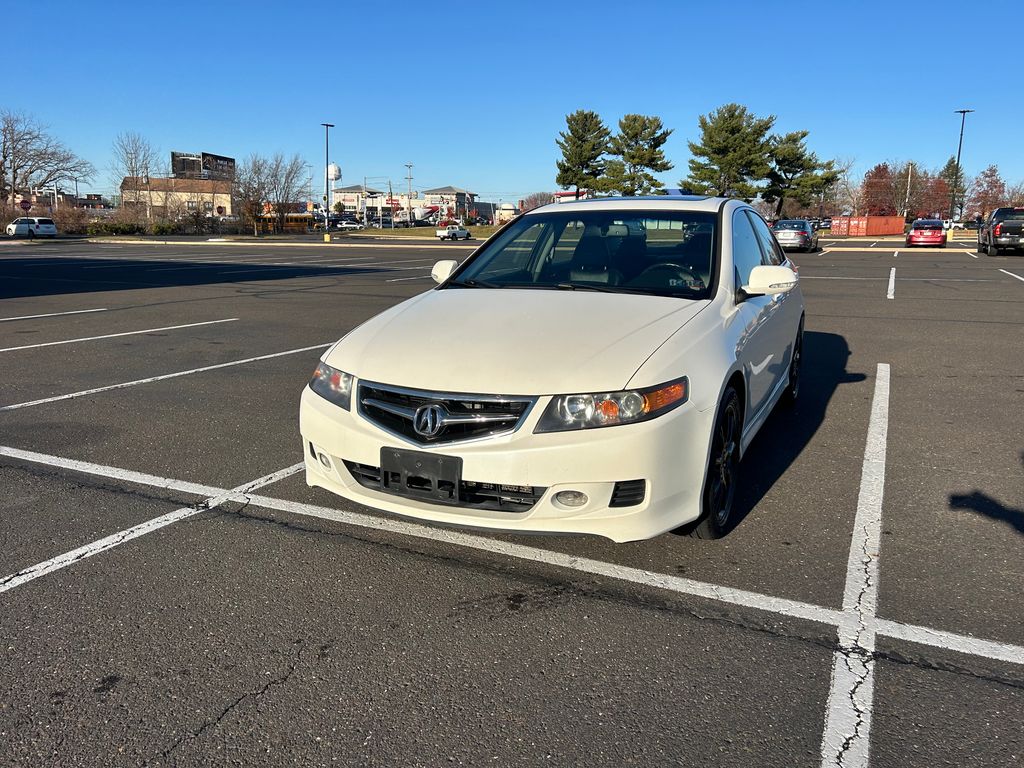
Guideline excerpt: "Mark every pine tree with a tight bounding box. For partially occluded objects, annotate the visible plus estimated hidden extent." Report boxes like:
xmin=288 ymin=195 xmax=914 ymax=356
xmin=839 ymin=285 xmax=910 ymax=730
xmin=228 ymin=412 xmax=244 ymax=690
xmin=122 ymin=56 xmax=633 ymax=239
xmin=684 ymin=103 xmax=774 ymax=199
xmin=938 ymin=156 xmax=968 ymax=219
xmin=762 ymin=131 xmax=837 ymax=217
xmin=555 ymin=110 xmax=611 ymax=199
xmin=599 ymin=114 xmax=674 ymax=196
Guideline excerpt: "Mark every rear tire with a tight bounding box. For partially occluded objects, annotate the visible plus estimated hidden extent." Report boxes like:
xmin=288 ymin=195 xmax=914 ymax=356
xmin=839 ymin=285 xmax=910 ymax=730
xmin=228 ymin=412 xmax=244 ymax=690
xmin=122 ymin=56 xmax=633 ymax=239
xmin=690 ymin=387 xmax=742 ymax=540
xmin=987 ymin=243 xmax=1000 ymax=257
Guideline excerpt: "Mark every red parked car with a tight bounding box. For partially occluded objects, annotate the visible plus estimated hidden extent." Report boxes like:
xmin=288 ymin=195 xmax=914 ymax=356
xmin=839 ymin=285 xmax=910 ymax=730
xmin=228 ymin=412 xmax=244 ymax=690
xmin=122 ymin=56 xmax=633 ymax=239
xmin=906 ymin=219 xmax=947 ymax=247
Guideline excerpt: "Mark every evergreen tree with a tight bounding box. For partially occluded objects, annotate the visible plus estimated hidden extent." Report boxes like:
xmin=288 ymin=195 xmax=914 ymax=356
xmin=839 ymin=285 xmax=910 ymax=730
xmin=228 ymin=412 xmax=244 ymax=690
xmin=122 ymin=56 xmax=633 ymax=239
xmin=938 ymin=156 xmax=968 ymax=218
xmin=684 ymin=103 xmax=774 ymax=198
xmin=599 ymin=114 xmax=674 ymax=196
xmin=762 ymin=131 xmax=838 ymax=217
xmin=555 ymin=110 xmax=611 ymax=199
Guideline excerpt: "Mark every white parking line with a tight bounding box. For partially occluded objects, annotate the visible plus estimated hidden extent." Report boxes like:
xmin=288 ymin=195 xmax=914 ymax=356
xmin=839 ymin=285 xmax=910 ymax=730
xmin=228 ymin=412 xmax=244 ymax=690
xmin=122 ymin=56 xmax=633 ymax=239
xmin=0 ymin=463 xmax=302 ymax=594
xmin=998 ymin=268 xmax=1024 ymax=283
xmin=869 ymin=242 xmax=877 ymax=247
xmin=819 ymin=363 xmax=889 ymax=768
xmin=0 ymin=308 xmax=109 ymax=323
xmin=0 ymin=343 xmax=330 ymax=411
xmin=386 ymin=275 xmax=433 ymax=282
xmin=886 ymin=268 xmax=896 ymax=299
xmin=893 ymin=251 xmax=898 ymax=259
xmin=3 ymin=443 xmax=1022 ymax=674
xmin=0 ymin=318 xmax=238 ymax=354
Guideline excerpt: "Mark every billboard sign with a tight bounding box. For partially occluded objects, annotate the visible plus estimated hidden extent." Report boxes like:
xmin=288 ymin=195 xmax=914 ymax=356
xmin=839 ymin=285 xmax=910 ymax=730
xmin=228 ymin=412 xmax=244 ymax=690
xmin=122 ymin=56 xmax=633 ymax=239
xmin=171 ymin=151 xmax=202 ymax=178
xmin=201 ymin=153 xmax=236 ymax=180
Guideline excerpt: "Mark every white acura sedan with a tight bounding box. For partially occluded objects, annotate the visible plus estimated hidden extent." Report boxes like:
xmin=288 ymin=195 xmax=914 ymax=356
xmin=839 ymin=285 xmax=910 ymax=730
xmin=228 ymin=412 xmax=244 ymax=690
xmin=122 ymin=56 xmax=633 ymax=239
xmin=300 ymin=197 xmax=803 ymax=542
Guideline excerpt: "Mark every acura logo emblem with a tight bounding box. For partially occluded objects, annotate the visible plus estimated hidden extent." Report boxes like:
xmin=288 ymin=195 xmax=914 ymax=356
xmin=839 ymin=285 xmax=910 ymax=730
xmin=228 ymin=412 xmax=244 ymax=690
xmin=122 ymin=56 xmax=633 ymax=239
xmin=413 ymin=404 xmax=446 ymax=437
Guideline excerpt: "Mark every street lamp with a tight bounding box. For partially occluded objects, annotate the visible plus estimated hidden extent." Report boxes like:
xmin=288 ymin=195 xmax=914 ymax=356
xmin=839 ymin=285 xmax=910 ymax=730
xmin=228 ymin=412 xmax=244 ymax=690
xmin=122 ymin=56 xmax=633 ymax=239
xmin=949 ymin=109 xmax=974 ymax=220
xmin=321 ymin=122 xmax=334 ymax=224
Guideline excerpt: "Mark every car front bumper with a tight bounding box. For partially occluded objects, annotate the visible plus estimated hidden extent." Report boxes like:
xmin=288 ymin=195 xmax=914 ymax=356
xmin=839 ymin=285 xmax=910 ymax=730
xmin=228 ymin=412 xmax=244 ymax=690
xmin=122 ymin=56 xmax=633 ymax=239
xmin=299 ymin=384 xmax=715 ymax=542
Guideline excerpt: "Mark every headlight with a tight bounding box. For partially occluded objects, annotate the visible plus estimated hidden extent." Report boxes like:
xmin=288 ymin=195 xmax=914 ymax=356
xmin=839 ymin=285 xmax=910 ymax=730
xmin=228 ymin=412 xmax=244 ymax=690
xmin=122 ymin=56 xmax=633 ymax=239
xmin=309 ymin=361 xmax=353 ymax=410
xmin=535 ymin=377 xmax=688 ymax=433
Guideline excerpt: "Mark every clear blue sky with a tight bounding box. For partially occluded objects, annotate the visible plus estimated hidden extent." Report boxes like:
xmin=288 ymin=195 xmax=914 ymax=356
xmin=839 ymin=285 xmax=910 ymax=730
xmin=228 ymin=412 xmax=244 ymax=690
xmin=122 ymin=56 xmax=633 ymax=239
xmin=9 ymin=0 xmax=1020 ymax=201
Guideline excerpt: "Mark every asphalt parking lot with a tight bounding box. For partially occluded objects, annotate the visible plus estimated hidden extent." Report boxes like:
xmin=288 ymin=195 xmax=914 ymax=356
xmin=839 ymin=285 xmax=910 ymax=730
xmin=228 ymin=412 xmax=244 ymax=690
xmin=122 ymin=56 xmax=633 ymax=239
xmin=1 ymin=235 xmax=1021 ymax=767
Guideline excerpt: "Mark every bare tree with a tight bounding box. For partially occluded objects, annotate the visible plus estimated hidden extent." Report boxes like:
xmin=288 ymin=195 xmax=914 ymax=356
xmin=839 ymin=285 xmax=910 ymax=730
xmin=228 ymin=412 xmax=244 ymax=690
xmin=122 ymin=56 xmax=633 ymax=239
xmin=111 ymin=131 xmax=159 ymax=221
xmin=832 ymin=157 xmax=862 ymax=215
xmin=520 ymin=191 xmax=554 ymax=212
xmin=1005 ymin=180 xmax=1024 ymax=207
xmin=234 ymin=154 xmax=271 ymax=236
xmin=265 ymin=153 xmax=306 ymax=233
xmin=1 ymin=111 xmax=94 ymax=210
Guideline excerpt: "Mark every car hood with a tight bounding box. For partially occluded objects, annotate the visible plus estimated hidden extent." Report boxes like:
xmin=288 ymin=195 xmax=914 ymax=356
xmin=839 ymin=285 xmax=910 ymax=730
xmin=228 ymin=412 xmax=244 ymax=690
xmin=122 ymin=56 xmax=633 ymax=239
xmin=326 ymin=288 xmax=708 ymax=394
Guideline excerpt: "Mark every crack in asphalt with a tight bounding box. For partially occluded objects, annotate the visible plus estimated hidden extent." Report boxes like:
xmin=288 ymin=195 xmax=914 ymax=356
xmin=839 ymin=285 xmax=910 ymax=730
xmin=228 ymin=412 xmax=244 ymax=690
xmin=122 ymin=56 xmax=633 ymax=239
xmin=207 ymin=503 xmax=1024 ymax=690
xmin=146 ymin=639 xmax=307 ymax=765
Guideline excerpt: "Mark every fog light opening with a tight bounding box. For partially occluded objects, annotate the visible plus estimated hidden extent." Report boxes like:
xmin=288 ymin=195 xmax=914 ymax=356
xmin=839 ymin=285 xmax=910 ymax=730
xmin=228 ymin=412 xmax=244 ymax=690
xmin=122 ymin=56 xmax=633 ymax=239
xmin=317 ymin=452 xmax=332 ymax=469
xmin=554 ymin=490 xmax=588 ymax=508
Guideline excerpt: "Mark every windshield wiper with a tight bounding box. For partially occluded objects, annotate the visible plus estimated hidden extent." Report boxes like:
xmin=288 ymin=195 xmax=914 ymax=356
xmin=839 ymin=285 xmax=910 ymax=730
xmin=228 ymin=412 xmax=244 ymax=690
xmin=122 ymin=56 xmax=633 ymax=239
xmin=447 ymin=278 xmax=502 ymax=289
xmin=554 ymin=282 xmax=620 ymax=293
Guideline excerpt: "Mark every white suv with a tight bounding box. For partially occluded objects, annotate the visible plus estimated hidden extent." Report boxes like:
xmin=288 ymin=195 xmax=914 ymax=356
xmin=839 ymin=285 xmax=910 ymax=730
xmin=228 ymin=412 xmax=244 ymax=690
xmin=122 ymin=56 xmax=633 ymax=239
xmin=6 ymin=217 xmax=58 ymax=238
xmin=300 ymin=197 xmax=804 ymax=542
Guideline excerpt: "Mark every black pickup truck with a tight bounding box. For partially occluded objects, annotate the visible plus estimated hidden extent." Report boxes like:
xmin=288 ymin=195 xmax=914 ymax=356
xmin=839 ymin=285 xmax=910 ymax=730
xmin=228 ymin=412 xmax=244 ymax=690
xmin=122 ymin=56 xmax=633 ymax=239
xmin=977 ymin=207 xmax=1024 ymax=256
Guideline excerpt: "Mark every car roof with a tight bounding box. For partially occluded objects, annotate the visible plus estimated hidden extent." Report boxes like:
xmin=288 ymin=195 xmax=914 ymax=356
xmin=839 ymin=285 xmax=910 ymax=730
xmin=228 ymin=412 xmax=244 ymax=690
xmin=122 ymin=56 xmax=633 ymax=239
xmin=526 ymin=195 xmax=732 ymax=215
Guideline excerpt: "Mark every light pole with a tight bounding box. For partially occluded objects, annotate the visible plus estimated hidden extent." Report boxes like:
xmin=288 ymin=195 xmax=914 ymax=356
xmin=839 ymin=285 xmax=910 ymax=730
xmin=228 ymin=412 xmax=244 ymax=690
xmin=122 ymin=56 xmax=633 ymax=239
xmin=949 ymin=109 xmax=974 ymax=220
xmin=321 ymin=122 xmax=334 ymax=224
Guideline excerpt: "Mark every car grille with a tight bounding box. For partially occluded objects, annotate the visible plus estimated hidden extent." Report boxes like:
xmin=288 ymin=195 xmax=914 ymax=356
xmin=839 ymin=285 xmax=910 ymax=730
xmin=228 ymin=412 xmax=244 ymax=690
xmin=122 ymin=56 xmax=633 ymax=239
xmin=358 ymin=381 xmax=536 ymax=445
xmin=343 ymin=461 xmax=546 ymax=513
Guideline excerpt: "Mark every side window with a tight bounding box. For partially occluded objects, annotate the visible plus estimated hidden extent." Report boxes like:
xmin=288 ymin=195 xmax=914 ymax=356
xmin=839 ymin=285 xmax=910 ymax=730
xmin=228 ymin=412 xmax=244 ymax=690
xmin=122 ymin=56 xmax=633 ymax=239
xmin=474 ymin=221 xmax=546 ymax=279
xmin=732 ymin=209 xmax=764 ymax=288
xmin=746 ymin=211 xmax=784 ymax=266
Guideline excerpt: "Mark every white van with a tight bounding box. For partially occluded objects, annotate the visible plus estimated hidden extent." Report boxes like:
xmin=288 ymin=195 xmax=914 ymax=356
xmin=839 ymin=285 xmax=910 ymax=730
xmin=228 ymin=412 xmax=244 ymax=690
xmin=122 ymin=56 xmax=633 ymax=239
xmin=6 ymin=217 xmax=58 ymax=238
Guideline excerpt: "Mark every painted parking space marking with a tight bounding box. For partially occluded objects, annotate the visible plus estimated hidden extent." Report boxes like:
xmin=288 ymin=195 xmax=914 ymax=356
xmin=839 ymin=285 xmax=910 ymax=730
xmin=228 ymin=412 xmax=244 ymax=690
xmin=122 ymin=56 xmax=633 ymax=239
xmin=0 ymin=343 xmax=330 ymax=411
xmin=386 ymin=275 xmax=433 ymax=282
xmin=819 ymin=363 xmax=889 ymax=768
xmin=0 ymin=318 xmax=238 ymax=354
xmin=1 ymin=443 xmax=1021 ymax=671
xmin=0 ymin=463 xmax=302 ymax=595
xmin=886 ymin=268 xmax=895 ymax=299
xmin=0 ymin=308 xmax=109 ymax=323
xmin=998 ymin=268 xmax=1024 ymax=283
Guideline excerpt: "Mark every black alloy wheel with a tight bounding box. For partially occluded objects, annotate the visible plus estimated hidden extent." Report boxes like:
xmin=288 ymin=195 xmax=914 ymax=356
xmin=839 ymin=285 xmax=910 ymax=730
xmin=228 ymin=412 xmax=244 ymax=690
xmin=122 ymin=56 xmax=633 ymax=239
xmin=783 ymin=319 xmax=804 ymax=405
xmin=691 ymin=387 xmax=742 ymax=540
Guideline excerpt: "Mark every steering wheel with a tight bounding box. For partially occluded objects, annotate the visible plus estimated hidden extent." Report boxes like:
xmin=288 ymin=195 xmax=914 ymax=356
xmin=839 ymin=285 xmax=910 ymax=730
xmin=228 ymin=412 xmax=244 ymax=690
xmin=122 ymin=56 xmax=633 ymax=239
xmin=634 ymin=262 xmax=703 ymax=287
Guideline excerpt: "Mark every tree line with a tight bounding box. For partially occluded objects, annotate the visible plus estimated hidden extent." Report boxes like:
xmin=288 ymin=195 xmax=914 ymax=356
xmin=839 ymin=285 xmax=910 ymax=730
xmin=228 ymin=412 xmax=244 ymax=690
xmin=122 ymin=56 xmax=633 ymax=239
xmin=0 ymin=110 xmax=94 ymax=210
xmin=555 ymin=103 xmax=837 ymax=217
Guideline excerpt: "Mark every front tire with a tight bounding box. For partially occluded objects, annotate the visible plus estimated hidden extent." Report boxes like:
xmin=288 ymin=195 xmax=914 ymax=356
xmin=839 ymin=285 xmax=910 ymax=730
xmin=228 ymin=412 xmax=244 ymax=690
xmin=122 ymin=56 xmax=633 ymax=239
xmin=783 ymin=319 xmax=804 ymax=405
xmin=690 ymin=387 xmax=742 ymax=540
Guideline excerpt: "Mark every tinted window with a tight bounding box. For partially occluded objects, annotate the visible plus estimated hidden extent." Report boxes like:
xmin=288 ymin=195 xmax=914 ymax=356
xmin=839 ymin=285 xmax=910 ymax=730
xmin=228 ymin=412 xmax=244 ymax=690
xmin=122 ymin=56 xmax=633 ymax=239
xmin=912 ymin=220 xmax=942 ymax=230
xmin=994 ymin=209 xmax=1024 ymax=221
xmin=37 ymin=218 xmax=54 ymax=225
xmin=732 ymin=209 xmax=764 ymax=288
xmin=774 ymin=220 xmax=807 ymax=230
xmin=452 ymin=210 xmax=717 ymax=298
xmin=746 ymin=211 xmax=785 ymax=266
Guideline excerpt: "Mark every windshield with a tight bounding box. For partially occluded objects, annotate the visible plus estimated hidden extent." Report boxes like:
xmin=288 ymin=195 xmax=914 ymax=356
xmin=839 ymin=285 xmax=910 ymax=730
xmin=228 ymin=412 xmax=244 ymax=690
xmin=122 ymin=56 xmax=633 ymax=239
xmin=995 ymin=209 xmax=1024 ymax=221
xmin=774 ymin=221 xmax=807 ymax=230
xmin=449 ymin=210 xmax=716 ymax=298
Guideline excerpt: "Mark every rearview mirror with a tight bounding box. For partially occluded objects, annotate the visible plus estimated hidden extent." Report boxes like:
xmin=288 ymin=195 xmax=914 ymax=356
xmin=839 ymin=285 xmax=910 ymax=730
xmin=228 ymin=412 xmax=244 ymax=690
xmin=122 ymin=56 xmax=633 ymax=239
xmin=431 ymin=259 xmax=458 ymax=284
xmin=741 ymin=265 xmax=798 ymax=297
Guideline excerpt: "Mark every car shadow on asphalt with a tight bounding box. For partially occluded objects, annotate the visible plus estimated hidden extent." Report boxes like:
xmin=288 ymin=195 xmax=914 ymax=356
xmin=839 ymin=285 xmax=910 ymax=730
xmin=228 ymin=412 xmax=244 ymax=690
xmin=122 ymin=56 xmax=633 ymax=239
xmin=725 ymin=330 xmax=867 ymax=534
xmin=0 ymin=257 xmax=399 ymax=299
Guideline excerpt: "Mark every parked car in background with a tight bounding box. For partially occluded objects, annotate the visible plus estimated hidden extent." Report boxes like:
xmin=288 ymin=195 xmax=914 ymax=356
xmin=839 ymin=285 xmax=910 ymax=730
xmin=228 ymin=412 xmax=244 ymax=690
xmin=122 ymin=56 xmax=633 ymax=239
xmin=336 ymin=221 xmax=364 ymax=230
xmin=942 ymin=219 xmax=965 ymax=230
xmin=820 ymin=217 xmax=832 ymax=230
xmin=977 ymin=207 xmax=1024 ymax=256
xmin=6 ymin=217 xmax=57 ymax=238
xmin=299 ymin=196 xmax=804 ymax=541
xmin=436 ymin=224 xmax=470 ymax=240
xmin=772 ymin=219 xmax=819 ymax=252
xmin=906 ymin=219 xmax=947 ymax=247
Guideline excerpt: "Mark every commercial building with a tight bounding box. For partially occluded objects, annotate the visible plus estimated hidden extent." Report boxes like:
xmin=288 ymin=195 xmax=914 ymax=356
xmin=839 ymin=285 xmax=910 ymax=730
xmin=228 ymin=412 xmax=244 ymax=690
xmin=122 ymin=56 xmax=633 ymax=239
xmin=119 ymin=177 xmax=233 ymax=217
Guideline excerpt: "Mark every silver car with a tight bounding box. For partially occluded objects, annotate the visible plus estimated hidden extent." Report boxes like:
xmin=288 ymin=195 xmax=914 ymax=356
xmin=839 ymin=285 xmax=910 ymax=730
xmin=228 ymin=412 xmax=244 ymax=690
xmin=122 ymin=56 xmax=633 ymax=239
xmin=772 ymin=219 xmax=818 ymax=252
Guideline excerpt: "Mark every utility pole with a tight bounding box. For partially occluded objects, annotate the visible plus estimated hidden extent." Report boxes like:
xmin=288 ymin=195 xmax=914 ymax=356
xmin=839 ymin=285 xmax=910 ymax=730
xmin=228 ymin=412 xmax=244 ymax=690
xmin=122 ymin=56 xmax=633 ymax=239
xmin=405 ymin=162 xmax=414 ymax=224
xmin=388 ymin=179 xmax=394 ymax=229
xmin=903 ymin=163 xmax=913 ymax=217
xmin=949 ymin=109 xmax=974 ymax=220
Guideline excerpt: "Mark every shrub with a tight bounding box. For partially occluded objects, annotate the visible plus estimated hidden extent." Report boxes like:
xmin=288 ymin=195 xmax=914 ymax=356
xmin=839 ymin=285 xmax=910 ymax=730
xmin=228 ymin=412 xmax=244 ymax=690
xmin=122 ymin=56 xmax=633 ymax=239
xmin=52 ymin=207 xmax=90 ymax=234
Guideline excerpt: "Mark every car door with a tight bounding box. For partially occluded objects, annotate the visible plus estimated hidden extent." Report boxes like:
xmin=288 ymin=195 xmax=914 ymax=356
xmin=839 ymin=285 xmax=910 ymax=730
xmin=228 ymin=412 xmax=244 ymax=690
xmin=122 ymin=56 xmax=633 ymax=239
xmin=747 ymin=211 xmax=801 ymax=396
xmin=731 ymin=209 xmax=777 ymax=424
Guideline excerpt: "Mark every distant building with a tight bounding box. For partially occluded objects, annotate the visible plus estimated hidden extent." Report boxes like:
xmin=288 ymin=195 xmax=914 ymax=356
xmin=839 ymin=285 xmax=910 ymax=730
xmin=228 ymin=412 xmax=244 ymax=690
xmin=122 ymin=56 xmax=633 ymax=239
xmin=553 ymin=189 xmax=594 ymax=203
xmin=119 ymin=177 xmax=233 ymax=217
xmin=422 ymin=186 xmax=477 ymax=219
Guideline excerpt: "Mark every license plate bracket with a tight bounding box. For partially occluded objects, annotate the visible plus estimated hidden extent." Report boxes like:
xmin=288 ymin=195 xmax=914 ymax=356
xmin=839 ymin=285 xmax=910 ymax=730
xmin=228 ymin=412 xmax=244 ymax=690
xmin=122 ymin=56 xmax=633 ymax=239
xmin=380 ymin=447 xmax=462 ymax=503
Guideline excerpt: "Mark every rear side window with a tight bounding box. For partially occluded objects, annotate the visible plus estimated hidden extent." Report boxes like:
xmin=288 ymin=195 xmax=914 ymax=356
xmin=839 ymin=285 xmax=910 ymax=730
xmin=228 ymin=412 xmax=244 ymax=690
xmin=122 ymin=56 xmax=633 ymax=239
xmin=994 ymin=209 xmax=1024 ymax=221
xmin=37 ymin=219 xmax=55 ymax=225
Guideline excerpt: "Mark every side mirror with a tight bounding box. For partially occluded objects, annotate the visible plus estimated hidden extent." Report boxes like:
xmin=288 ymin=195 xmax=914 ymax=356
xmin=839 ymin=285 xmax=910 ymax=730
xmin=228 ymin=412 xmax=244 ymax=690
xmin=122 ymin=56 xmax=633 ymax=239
xmin=431 ymin=259 xmax=458 ymax=284
xmin=741 ymin=265 xmax=798 ymax=298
